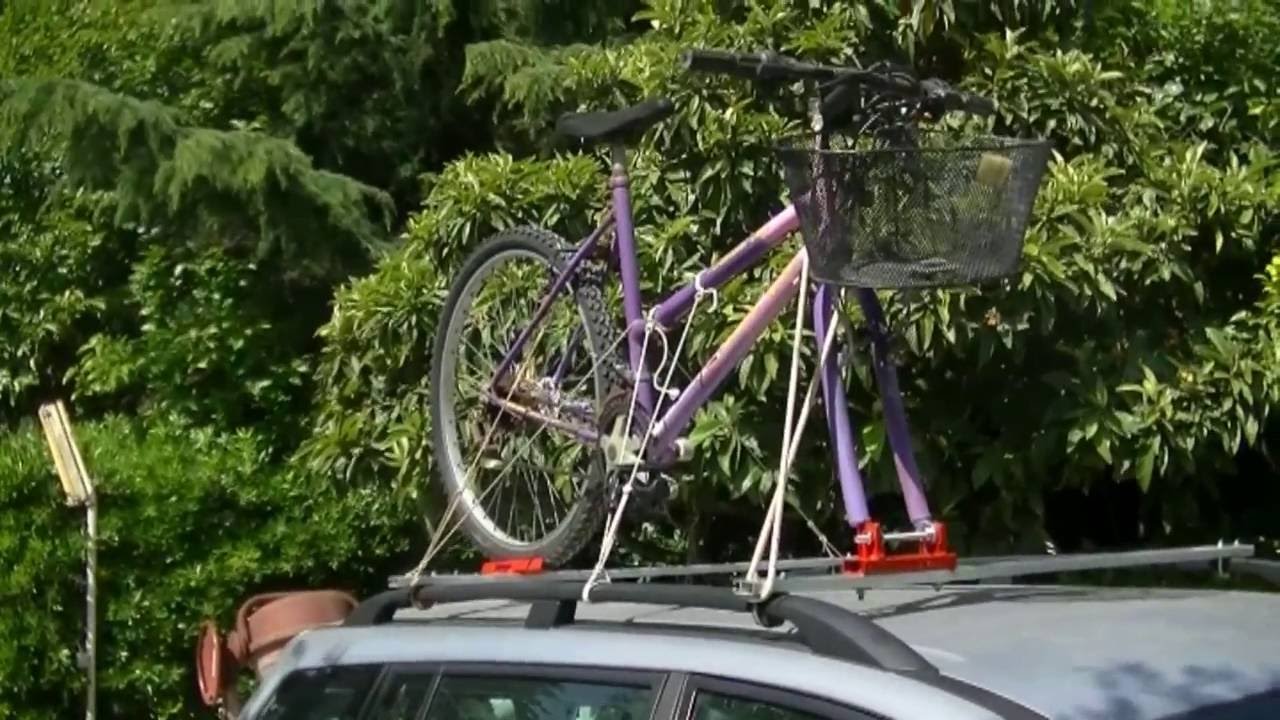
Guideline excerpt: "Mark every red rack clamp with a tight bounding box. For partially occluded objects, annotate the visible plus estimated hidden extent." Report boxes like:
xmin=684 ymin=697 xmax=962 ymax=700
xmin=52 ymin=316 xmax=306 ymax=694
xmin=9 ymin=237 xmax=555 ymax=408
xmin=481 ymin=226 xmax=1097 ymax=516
xmin=843 ymin=520 xmax=958 ymax=576
xmin=480 ymin=556 xmax=546 ymax=576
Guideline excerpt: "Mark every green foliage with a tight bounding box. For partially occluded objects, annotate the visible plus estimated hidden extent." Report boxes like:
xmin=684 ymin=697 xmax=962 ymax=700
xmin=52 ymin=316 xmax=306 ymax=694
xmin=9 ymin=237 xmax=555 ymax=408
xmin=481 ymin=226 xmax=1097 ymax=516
xmin=0 ymin=0 xmax=1277 ymax=713
xmin=152 ymin=0 xmax=642 ymax=207
xmin=0 ymin=166 xmax=111 ymax=421
xmin=0 ymin=0 xmax=643 ymax=434
xmin=0 ymin=415 xmax=413 ymax=719
xmin=0 ymin=78 xmax=393 ymax=436
xmin=1086 ymin=0 xmax=1280 ymax=151
xmin=154 ymin=0 xmax=454 ymax=207
xmin=71 ymin=244 xmax=321 ymax=436
xmin=0 ymin=0 xmax=195 ymax=102
xmin=309 ymin=0 xmax=1280 ymax=553
xmin=0 ymin=79 xmax=393 ymax=279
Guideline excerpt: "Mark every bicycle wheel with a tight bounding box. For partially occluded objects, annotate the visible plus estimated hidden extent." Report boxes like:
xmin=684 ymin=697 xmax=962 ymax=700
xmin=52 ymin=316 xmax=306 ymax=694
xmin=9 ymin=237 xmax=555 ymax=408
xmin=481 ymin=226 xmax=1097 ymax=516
xmin=429 ymin=226 xmax=620 ymax=566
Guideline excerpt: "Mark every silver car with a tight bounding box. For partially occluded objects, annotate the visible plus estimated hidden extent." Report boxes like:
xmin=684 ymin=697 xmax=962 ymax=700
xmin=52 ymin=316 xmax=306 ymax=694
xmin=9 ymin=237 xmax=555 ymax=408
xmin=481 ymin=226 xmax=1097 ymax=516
xmin=234 ymin=578 xmax=1279 ymax=720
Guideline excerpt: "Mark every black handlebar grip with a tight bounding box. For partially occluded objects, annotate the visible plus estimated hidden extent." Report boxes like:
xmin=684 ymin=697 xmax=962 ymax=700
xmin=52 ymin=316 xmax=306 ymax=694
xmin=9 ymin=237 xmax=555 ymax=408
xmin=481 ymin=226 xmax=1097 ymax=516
xmin=680 ymin=48 xmax=807 ymax=81
xmin=680 ymin=49 xmax=737 ymax=71
xmin=960 ymin=92 xmax=997 ymax=117
xmin=920 ymin=78 xmax=996 ymax=117
xmin=680 ymin=48 xmax=764 ymax=79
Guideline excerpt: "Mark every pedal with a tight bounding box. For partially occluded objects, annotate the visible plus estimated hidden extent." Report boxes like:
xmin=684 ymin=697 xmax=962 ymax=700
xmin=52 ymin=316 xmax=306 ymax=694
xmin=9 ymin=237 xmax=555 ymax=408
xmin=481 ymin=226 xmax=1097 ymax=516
xmin=600 ymin=415 xmax=644 ymax=469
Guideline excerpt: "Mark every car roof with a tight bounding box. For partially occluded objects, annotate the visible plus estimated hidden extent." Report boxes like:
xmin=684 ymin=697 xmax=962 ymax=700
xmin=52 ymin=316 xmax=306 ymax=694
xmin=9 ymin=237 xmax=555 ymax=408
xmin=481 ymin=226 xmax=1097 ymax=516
xmin=253 ymin=583 xmax=1280 ymax=720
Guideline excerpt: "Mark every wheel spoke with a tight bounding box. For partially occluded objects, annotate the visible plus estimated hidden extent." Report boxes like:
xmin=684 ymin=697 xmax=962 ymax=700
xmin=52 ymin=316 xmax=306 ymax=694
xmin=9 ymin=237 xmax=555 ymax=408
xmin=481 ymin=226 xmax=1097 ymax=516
xmin=434 ymin=240 xmax=617 ymax=557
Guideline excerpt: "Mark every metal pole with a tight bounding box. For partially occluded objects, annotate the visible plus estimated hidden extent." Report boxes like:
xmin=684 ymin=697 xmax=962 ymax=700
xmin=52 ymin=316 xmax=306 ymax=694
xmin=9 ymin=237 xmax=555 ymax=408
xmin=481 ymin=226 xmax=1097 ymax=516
xmin=35 ymin=400 xmax=97 ymax=720
xmin=84 ymin=492 xmax=97 ymax=720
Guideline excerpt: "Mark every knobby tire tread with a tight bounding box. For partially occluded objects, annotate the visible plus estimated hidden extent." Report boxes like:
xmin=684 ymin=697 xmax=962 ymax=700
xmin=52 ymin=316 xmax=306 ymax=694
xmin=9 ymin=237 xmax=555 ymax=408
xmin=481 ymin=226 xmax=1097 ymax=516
xmin=429 ymin=226 xmax=621 ymax=568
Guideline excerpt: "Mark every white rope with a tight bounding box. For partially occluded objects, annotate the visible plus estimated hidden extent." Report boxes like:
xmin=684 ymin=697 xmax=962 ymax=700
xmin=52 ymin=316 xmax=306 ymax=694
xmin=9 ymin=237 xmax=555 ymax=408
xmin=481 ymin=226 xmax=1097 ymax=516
xmin=583 ymin=280 xmax=711 ymax=600
xmin=747 ymin=314 xmax=839 ymax=598
xmin=620 ymin=314 xmax=665 ymax=442
xmin=744 ymin=252 xmax=842 ymax=600
xmin=693 ymin=270 xmax=721 ymax=311
xmin=744 ymin=250 xmax=811 ymax=595
xmin=655 ymin=271 xmax=717 ymax=400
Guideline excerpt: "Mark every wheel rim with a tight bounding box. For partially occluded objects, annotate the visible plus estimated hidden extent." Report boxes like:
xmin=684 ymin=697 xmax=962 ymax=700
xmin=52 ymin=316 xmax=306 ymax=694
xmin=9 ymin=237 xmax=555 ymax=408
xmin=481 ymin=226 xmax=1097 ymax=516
xmin=437 ymin=247 xmax=606 ymax=549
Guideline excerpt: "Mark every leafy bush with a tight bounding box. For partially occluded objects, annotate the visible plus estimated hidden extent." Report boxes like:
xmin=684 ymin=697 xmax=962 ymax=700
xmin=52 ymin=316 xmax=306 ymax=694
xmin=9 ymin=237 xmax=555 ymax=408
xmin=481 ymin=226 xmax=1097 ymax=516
xmin=155 ymin=0 xmax=643 ymax=208
xmin=0 ymin=0 xmax=643 ymax=438
xmin=307 ymin=0 xmax=1279 ymax=556
xmin=0 ymin=415 xmax=413 ymax=720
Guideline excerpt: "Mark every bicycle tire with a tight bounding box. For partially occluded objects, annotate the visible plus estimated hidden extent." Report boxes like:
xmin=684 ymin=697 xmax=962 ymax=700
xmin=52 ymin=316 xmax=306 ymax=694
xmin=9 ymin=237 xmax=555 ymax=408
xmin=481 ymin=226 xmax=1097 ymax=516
xmin=428 ymin=225 xmax=620 ymax=567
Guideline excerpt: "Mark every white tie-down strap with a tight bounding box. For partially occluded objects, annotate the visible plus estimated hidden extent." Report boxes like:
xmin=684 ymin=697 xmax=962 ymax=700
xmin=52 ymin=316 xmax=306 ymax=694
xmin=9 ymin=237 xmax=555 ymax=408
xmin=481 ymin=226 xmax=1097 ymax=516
xmin=743 ymin=250 xmax=840 ymax=601
xmin=583 ymin=278 xmax=714 ymax=601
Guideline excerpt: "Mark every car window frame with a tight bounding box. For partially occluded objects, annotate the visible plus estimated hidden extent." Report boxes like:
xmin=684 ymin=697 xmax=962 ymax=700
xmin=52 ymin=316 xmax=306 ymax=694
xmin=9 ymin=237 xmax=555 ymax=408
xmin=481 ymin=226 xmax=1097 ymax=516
xmin=367 ymin=662 xmax=673 ymax=720
xmin=363 ymin=665 xmax=443 ymax=720
xmin=674 ymin=673 xmax=883 ymax=720
xmin=250 ymin=663 xmax=387 ymax=720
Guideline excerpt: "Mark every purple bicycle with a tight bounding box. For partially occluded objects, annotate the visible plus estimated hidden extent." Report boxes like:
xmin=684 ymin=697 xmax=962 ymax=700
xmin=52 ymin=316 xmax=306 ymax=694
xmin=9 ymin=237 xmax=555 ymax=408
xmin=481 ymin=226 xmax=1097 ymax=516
xmin=428 ymin=49 xmax=1051 ymax=568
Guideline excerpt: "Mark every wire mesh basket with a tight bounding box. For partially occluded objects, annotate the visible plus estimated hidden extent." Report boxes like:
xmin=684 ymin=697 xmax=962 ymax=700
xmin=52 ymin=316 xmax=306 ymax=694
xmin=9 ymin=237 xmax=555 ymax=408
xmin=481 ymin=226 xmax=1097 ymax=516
xmin=777 ymin=133 xmax=1053 ymax=289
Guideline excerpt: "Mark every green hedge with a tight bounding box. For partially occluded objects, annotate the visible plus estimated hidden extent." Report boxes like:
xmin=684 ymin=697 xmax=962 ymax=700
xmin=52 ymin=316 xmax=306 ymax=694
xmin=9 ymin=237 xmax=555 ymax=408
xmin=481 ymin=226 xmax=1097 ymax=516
xmin=305 ymin=0 xmax=1280 ymax=555
xmin=0 ymin=415 xmax=413 ymax=719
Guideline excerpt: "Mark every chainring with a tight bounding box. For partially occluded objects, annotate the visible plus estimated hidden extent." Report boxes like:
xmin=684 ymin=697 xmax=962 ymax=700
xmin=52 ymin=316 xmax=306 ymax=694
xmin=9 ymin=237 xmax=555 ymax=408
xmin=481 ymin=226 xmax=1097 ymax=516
xmin=596 ymin=387 xmax=673 ymax=516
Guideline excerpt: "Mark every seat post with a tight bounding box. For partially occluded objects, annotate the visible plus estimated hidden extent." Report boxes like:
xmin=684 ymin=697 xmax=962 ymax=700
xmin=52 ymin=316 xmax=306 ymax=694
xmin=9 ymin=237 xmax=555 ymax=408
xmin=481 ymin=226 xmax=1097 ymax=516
xmin=606 ymin=142 xmax=653 ymax=414
xmin=609 ymin=143 xmax=628 ymax=176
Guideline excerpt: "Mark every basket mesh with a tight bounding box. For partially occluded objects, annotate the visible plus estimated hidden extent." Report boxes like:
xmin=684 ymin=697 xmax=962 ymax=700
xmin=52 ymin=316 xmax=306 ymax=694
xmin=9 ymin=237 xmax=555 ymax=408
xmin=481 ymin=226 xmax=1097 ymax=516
xmin=778 ymin=134 xmax=1052 ymax=289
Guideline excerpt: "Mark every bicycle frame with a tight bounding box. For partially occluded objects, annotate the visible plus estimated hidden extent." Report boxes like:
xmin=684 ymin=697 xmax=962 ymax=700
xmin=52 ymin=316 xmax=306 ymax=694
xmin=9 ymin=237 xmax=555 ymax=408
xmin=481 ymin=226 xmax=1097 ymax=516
xmin=487 ymin=149 xmax=934 ymax=530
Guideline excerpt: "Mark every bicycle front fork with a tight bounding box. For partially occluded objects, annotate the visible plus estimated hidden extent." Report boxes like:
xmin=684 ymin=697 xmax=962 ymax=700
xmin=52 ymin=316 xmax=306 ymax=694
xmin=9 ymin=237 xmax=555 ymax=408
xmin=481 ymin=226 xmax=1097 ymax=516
xmin=813 ymin=285 xmax=933 ymax=530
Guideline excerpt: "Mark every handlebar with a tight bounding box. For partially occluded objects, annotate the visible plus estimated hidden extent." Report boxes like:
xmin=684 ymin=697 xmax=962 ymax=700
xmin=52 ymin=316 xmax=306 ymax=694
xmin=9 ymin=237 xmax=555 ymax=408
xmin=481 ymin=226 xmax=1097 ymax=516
xmin=679 ymin=48 xmax=785 ymax=79
xmin=679 ymin=47 xmax=995 ymax=119
xmin=920 ymin=78 xmax=995 ymax=116
xmin=680 ymin=48 xmax=918 ymax=93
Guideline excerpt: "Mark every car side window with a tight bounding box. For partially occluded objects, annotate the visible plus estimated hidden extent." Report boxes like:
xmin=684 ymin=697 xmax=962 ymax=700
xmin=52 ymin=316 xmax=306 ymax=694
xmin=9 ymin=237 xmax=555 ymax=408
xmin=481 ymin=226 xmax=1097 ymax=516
xmin=426 ymin=673 xmax=658 ymax=720
xmin=367 ymin=670 xmax=438 ymax=720
xmin=255 ymin=665 xmax=381 ymax=720
xmin=693 ymin=690 xmax=824 ymax=720
xmin=686 ymin=679 xmax=878 ymax=720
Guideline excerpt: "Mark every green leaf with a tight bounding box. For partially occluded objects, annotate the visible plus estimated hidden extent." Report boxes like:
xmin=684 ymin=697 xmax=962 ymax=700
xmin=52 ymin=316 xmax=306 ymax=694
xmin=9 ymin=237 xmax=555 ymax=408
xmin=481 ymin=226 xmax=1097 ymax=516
xmin=1243 ymin=415 xmax=1260 ymax=445
xmin=1136 ymin=441 xmax=1158 ymax=492
xmin=1204 ymin=327 xmax=1233 ymax=356
xmin=1096 ymin=437 xmax=1113 ymax=464
xmin=1096 ymin=274 xmax=1118 ymax=302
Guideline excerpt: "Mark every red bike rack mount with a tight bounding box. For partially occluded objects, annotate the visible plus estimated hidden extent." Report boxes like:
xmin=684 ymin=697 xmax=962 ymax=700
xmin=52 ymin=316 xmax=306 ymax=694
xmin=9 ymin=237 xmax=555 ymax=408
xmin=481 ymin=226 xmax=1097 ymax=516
xmin=480 ymin=556 xmax=547 ymax=575
xmin=463 ymin=527 xmax=956 ymax=582
xmin=842 ymin=520 xmax=958 ymax=576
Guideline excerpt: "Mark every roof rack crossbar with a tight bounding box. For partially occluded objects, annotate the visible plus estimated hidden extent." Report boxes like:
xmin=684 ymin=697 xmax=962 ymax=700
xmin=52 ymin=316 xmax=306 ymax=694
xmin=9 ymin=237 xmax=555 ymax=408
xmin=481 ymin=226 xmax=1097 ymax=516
xmin=774 ymin=542 xmax=1258 ymax=591
xmin=388 ymin=557 xmax=842 ymax=588
xmin=344 ymin=580 xmax=935 ymax=674
xmin=388 ymin=544 xmax=1258 ymax=590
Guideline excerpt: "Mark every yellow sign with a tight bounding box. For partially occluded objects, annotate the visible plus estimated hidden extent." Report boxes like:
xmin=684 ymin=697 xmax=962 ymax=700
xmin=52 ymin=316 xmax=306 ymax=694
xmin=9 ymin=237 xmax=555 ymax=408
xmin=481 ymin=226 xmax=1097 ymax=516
xmin=37 ymin=400 xmax=94 ymax=506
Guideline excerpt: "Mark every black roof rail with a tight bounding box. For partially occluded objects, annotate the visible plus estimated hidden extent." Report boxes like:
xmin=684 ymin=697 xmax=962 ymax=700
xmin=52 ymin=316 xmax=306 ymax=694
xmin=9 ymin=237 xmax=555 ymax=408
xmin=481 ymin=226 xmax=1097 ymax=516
xmin=344 ymin=580 xmax=935 ymax=674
